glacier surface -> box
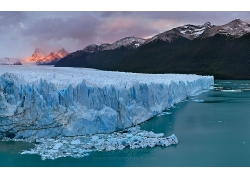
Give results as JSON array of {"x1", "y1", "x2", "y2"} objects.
[{"x1": 0, "y1": 65, "x2": 214, "y2": 139}]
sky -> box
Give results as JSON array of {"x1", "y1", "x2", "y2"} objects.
[{"x1": 0, "y1": 11, "x2": 250, "y2": 59}]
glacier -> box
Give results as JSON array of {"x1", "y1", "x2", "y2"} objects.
[{"x1": 0, "y1": 65, "x2": 214, "y2": 139}]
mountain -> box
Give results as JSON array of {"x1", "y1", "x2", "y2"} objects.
[
  {"x1": 114, "y1": 34, "x2": 250, "y2": 79},
  {"x1": 55, "y1": 37, "x2": 145, "y2": 68},
  {"x1": 200, "y1": 19, "x2": 250, "y2": 38},
  {"x1": 28, "y1": 48, "x2": 68, "y2": 65},
  {"x1": 145, "y1": 22, "x2": 214, "y2": 43},
  {"x1": 145, "y1": 19, "x2": 250, "y2": 44},
  {"x1": 103, "y1": 37, "x2": 145, "y2": 50},
  {"x1": 28, "y1": 48, "x2": 46, "y2": 62},
  {"x1": 55, "y1": 19, "x2": 250, "y2": 80},
  {"x1": 0, "y1": 57, "x2": 22, "y2": 65}
]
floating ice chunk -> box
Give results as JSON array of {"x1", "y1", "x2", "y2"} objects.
[
  {"x1": 192, "y1": 99, "x2": 204, "y2": 102},
  {"x1": 126, "y1": 134, "x2": 133, "y2": 138},
  {"x1": 83, "y1": 143, "x2": 93, "y2": 149},
  {"x1": 71, "y1": 139, "x2": 81, "y2": 145},
  {"x1": 154, "y1": 133, "x2": 164, "y2": 138},
  {"x1": 21, "y1": 150, "x2": 37, "y2": 154},
  {"x1": 53, "y1": 143, "x2": 63, "y2": 150},
  {"x1": 157, "y1": 112, "x2": 172, "y2": 117},
  {"x1": 169, "y1": 134, "x2": 178, "y2": 144},
  {"x1": 20, "y1": 126, "x2": 179, "y2": 160},
  {"x1": 91, "y1": 136, "x2": 99, "y2": 141},
  {"x1": 48, "y1": 149, "x2": 58, "y2": 153},
  {"x1": 221, "y1": 89, "x2": 241, "y2": 92}
]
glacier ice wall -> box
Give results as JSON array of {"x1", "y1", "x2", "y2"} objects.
[{"x1": 0, "y1": 66, "x2": 214, "y2": 139}]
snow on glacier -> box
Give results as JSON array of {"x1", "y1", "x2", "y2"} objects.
[{"x1": 0, "y1": 65, "x2": 214, "y2": 139}]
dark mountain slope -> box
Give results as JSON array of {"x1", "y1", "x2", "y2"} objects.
[
  {"x1": 55, "y1": 46, "x2": 134, "y2": 69},
  {"x1": 55, "y1": 50, "x2": 93, "y2": 67},
  {"x1": 83, "y1": 46, "x2": 134, "y2": 70},
  {"x1": 112, "y1": 34, "x2": 250, "y2": 80}
]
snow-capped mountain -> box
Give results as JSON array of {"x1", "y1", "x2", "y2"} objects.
[
  {"x1": 200, "y1": 19, "x2": 250, "y2": 38},
  {"x1": 102, "y1": 37, "x2": 146, "y2": 50},
  {"x1": 28, "y1": 48, "x2": 68, "y2": 65},
  {"x1": 145, "y1": 19, "x2": 250, "y2": 44},
  {"x1": 145, "y1": 22, "x2": 214, "y2": 44},
  {"x1": 60, "y1": 36, "x2": 145, "y2": 62},
  {"x1": 0, "y1": 57, "x2": 22, "y2": 65},
  {"x1": 81, "y1": 43, "x2": 109, "y2": 53},
  {"x1": 81, "y1": 36, "x2": 145, "y2": 53}
]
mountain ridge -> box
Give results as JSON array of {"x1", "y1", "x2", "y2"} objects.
[
  {"x1": 55, "y1": 19, "x2": 250, "y2": 80},
  {"x1": 28, "y1": 48, "x2": 68, "y2": 65}
]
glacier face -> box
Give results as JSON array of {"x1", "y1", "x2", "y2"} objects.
[{"x1": 0, "y1": 66, "x2": 214, "y2": 139}]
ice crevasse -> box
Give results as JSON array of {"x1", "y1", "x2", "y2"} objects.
[{"x1": 0, "y1": 66, "x2": 214, "y2": 139}]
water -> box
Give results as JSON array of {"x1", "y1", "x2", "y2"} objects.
[{"x1": 1, "y1": 80, "x2": 250, "y2": 167}]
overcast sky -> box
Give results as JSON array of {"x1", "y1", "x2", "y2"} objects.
[{"x1": 0, "y1": 11, "x2": 250, "y2": 59}]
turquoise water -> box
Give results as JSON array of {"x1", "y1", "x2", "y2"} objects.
[{"x1": 0, "y1": 80, "x2": 250, "y2": 167}]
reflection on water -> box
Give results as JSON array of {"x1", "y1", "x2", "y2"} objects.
[{"x1": 0, "y1": 80, "x2": 250, "y2": 167}]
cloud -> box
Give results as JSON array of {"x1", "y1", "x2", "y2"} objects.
[
  {"x1": 22, "y1": 13, "x2": 100, "y2": 41},
  {"x1": 0, "y1": 11, "x2": 28, "y2": 32},
  {"x1": 0, "y1": 11, "x2": 250, "y2": 58},
  {"x1": 100, "y1": 11, "x2": 118, "y2": 18}
]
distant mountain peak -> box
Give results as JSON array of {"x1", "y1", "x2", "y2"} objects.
[
  {"x1": 29, "y1": 48, "x2": 46, "y2": 61},
  {"x1": 57, "y1": 48, "x2": 68, "y2": 58},
  {"x1": 145, "y1": 19, "x2": 250, "y2": 44},
  {"x1": 201, "y1": 19, "x2": 250, "y2": 38},
  {"x1": 28, "y1": 48, "x2": 68, "y2": 65},
  {"x1": 232, "y1": 19, "x2": 244, "y2": 23},
  {"x1": 0, "y1": 57, "x2": 22, "y2": 65},
  {"x1": 202, "y1": 22, "x2": 212, "y2": 28},
  {"x1": 80, "y1": 36, "x2": 145, "y2": 53},
  {"x1": 83, "y1": 44, "x2": 99, "y2": 53},
  {"x1": 103, "y1": 36, "x2": 146, "y2": 50},
  {"x1": 145, "y1": 22, "x2": 214, "y2": 44}
]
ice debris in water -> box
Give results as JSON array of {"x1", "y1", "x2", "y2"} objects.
[
  {"x1": 192, "y1": 99, "x2": 204, "y2": 103},
  {"x1": 220, "y1": 89, "x2": 241, "y2": 92},
  {"x1": 20, "y1": 126, "x2": 178, "y2": 160},
  {"x1": 157, "y1": 112, "x2": 172, "y2": 117}
]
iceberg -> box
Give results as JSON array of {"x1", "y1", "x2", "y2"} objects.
[
  {"x1": 20, "y1": 126, "x2": 178, "y2": 160},
  {"x1": 0, "y1": 65, "x2": 214, "y2": 139}
]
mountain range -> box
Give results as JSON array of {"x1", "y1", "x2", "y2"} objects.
[
  {"x1": 28, "y1": 48, "x2": 68, "y2": 65},
  {"x1": 0, "y1": 57, "x2": 22, "y2": 65},
  {"x1": 55, "y1": 19, "x2": 250, "y2": 79}
]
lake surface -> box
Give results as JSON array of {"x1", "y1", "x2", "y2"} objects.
[{"x1": 1, "y1": 80, "x2": 250, "y2": 167}]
